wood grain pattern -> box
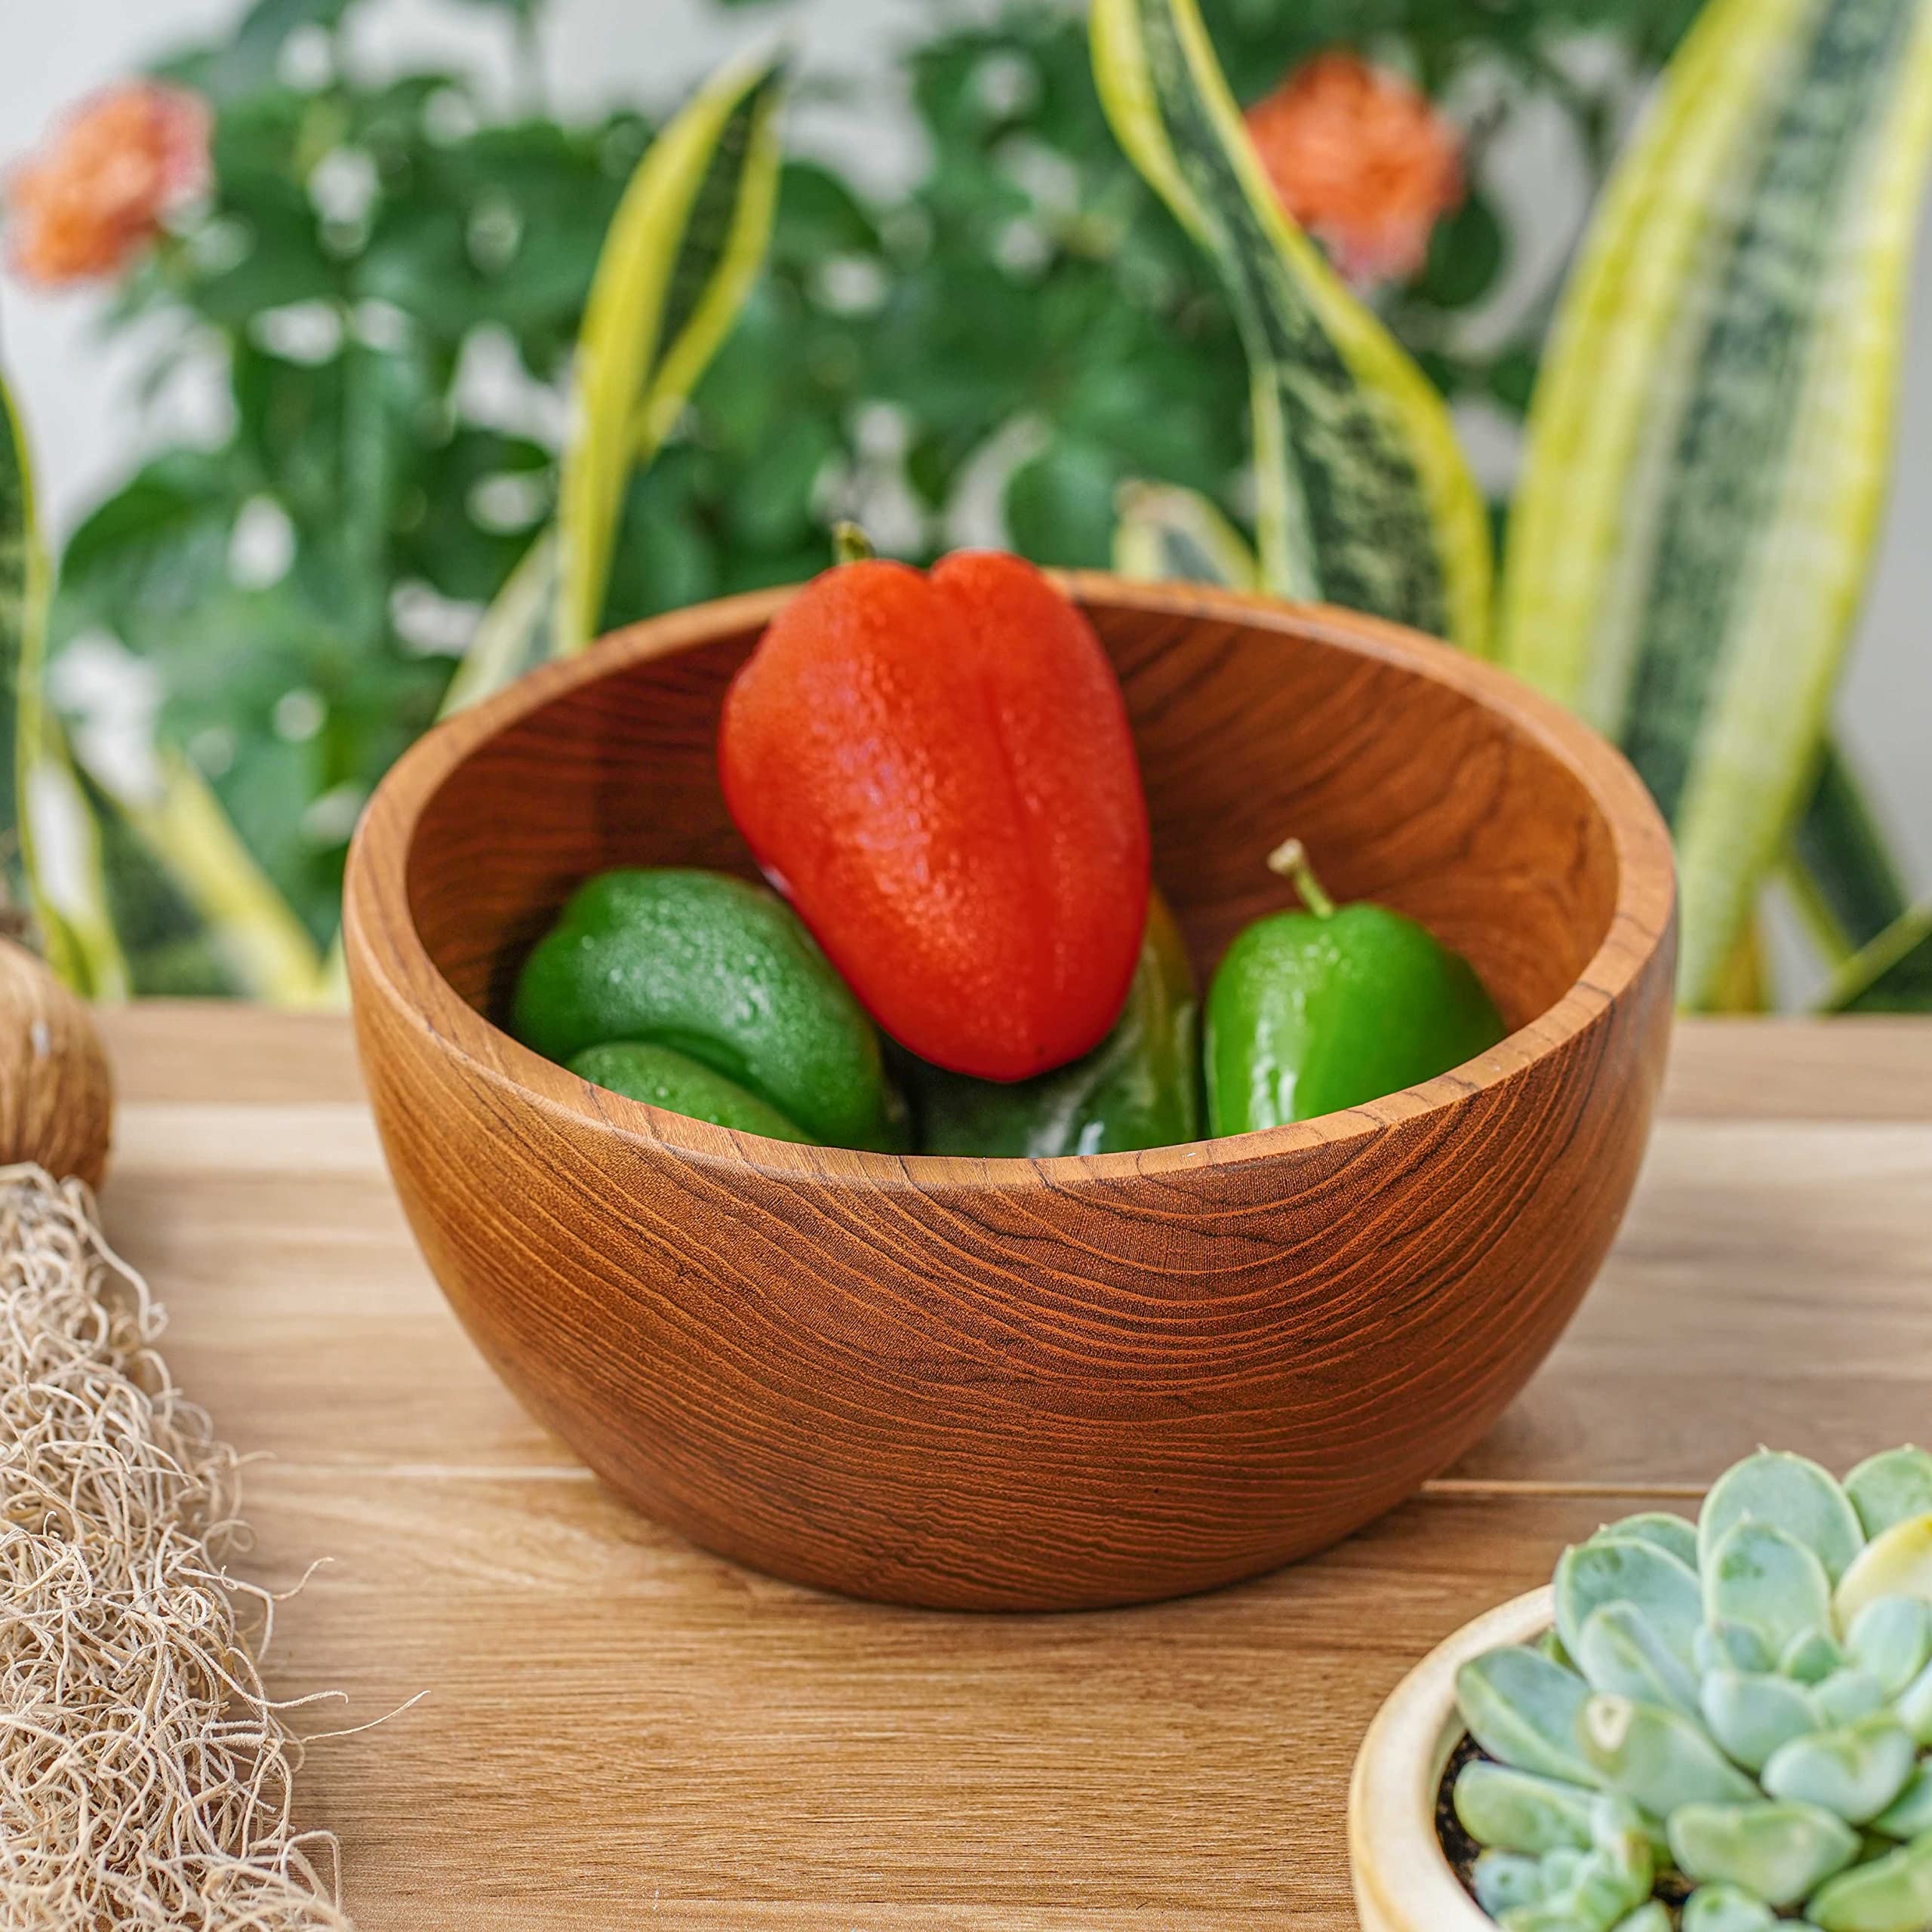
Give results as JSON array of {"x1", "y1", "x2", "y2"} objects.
[
  {"x1": 103, "y1": 1001, "x2": 368, "y2": 1103},
  {"x1": 1660, "y1": 1017, "x2": 1932, "y2": 1120},
  {"x1": 342, "y1": 577, "x2": 1677, "y2": 1611},
  {"x1": 82, "y1": 1008, "x2": 1932, "y2": 1930}
]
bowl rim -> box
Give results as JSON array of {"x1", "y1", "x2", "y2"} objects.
[
  {"x1": 343, "y1": 573, "x2": 1675, "y2": 1189},
  {"x1": 1348, "y1": 1584, "x2": 1550, "y2": 1932}
]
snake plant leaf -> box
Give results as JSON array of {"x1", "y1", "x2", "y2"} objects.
[
  {"x1": 1706, "y1": 918, "x2": 1773, "y2": 1017},
  {"x1": 1822, "y1": 900, "x2": 1932, "y2": 1013},
  {"x1": 1789, "y1": 740, "x2": 1914, "y2": 964},
  {"x1": 1089, "y1": 0, "x2": 1491, "y2": 650},
  {"x1": 1499, "y1": 0, "x2": 1932, "y2": 1009},
  {"x1": 105, "y1": 751, "x2": 325, "y2": 1006},
  {"x1": 556, "y1": 45, "x2": 786, "y2": 652},
  {"x1": 16, "y1": 748, "x2": 131, "y2": 1003},
  {"x1": 441, "y1": 527, "x2": 558, "y2": 715},
  {"x1": 0, "y1": 380, "x2": 30, "y2": 922},
  {"x1": 1111, "y1": 481, "x2": 1258, "y2": 590},
  {"x1": 1847, "y1": 1450, "x2": 1932, "y2": 1541},
  {"x1": 1669, "y1": 1798, "x2": 1860, "y2": 1909},
  {"x1": 33, "y1": 457, "x2": 324, "y2": 1001},
  {"x1": 1700, "y1": 1451, "x2": 1866, "y2": 1586},
  {"x1": 0, "y1": 374, "x2": 128, "y2": 1000}
]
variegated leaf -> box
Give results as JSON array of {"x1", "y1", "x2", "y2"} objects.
[
  {"x1": 104, "y1": 750, "x2": 326, "y2": 1007},
  {"x1": 0, "y1": 383, "x2": 26, "y2": 917},
  {"x1": 1090, "y1": 0, "x2": 1491, "y2": 651},
  {"x1": 556, "y1": 46, "x2": 786, "y2": 652},
  {"x1": 1789, "y1": 737, "x2": 1914, "y2": 961},
  {"x1": 1111, "y1": 481, "x2": 1258, "y2": 590},
  {"x1": 1501, "y1": 0, "x2": 1932, "y2": 1008},
  {"x1": 0, "y1": 374, "x2": 128, "y2": 999},
  {"x1": 1825, "y1": 898, "x2": 1932, "y2": 1011},
  {"x1": 441, "y1": 527, "x2": 558, "y2": 715},
  {"x1": 12, "y1": 385, "x2": 321, "y2": 1002}
]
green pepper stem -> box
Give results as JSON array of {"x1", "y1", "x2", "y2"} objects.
[
  {"x1": 832, "y1": 520, "x2": 877, "y2": 565},
  {"x1": 1267, "y1": 838, "x2": 1337, "y2": 921}
]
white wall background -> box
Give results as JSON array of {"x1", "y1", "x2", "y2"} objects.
[{"x1": 2, "y1": 0, "x2": 1927, "y2": 952}]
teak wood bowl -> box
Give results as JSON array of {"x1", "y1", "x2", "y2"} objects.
[{"x1": 343, "y1": 576, "x2": 1675, "y2": 1612}]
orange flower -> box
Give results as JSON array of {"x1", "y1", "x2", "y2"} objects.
[
  {"x1": 1244, "y1": 51, "x2": 1463, "y2": 288},
  {"x1": 6, "y1": 82, "x2": 211, "y2": 286}
]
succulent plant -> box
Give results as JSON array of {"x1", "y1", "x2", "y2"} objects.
[{"x1": 1454, "y1": 1447, "x2": 1932, "y2": 1932}]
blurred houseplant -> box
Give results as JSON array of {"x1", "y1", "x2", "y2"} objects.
[
  {"x1": 4, "y1": 1, "x2": 790, "y2": 997},
  {"x1": 0, "y1": 0, "x2": 1924, "y2": 1008},
  {"x1": 1096, "y1": 0, "x2": 1932, "y2": 1014}
]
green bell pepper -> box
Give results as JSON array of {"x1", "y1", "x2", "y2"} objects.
[
  {"x1": 512, "y1": 868, "x2": 894, "y2": 1149},
  {"x1": 568, "y1": 1041, "x2": 816, "y2": 1143},
  {"x1": 909, "y1": 891, "x2": 1202, "y2": 1157},
  {"x1": 1204, "y1": 840, "x2": 1507, "y2": 1134}
]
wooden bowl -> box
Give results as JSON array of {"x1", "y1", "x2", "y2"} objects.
[{"x1": 343, "y1": 577, "x2": 1675, "y2": 1612}]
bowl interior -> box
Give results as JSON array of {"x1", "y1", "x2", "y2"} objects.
[{"x1": 404, "y1": 588, "x2": 1621, "y2": 1059}]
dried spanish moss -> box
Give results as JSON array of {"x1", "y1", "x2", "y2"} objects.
[{"x1": 0, "y1": 1164, "x2": 353, "y2": 1929}]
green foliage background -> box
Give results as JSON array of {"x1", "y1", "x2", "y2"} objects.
[{"x1": 51, "y1": 0, "x2": 1703, "y2": 992}]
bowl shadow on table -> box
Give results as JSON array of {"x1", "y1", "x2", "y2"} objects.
[{"x1": 343, "y1": 574, "x2": 1675, "y2": 1614}]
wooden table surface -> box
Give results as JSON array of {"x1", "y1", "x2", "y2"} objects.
[{"x1": 93, "y1": 1007, "x2": 1932, "y2": 1931}]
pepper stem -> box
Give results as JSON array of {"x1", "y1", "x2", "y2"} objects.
[
  {"x1": 832, "y1": 520, "x2": 877, "y2": 565},
  {"x1": 1267, "y1": 837, "x2": 1337, "y2": 921}
]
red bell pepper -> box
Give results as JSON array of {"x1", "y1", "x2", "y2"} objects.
[{"x1": 718, "y1": 550, "x2": 1151, "y2": 1081}]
